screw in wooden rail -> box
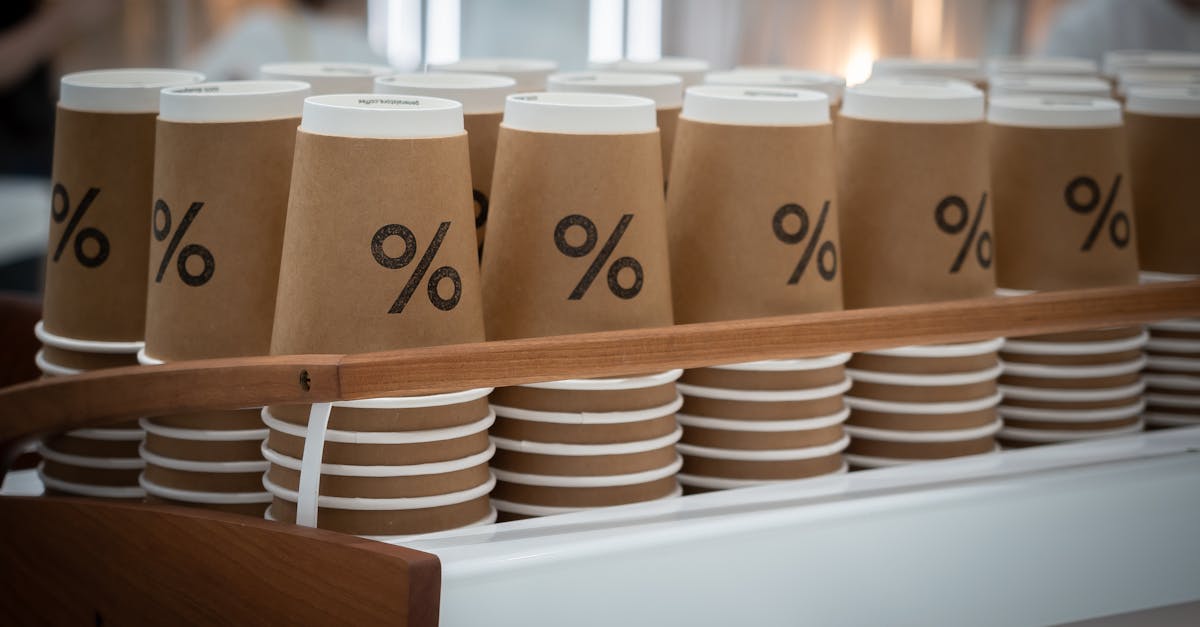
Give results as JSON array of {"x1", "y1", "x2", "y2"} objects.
[{"x1": 298, "y1": 369, "x2": 311, "y2": 392}]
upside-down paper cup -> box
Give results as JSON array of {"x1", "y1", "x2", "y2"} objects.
[
  {"x1": 668, "y1": 86, "x2": 841, "y2": 323},
  {"x1": 988, "y1": 76, "x2": 1111, "y2": 100},
  {"x1": 259, "y1": 62, "x2": 393, "y2": 95},
  {"x1": 43, "y1": 69, "x2": 203, "y2": 345},
  {"x1": 146, "y1": 80, "x2": 308, "y2": 361},
  {"x1": 430, "y1": 58, "x2": 557, "y2": 91},
  {"x1": 480, "y1": 92, "x2": 673, "y2": 340},
  {"x1": 376, "y1": 73, "x2": 515, "y2": 249},
  {"x1": 836, "y1": 78, "x2": 993, "y2": 308}
]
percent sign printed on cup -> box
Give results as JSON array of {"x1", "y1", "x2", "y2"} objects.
[
  {"x1": 50, "y1": 183, "x2": 108, "y2": 268},
  {"x1": 935, "y1": 192, "x2": 992, "y2": 274},
  {"x1": 554, "y1": 214, "x2": 644, "y2": 300},
  {"x1": 772, "y1": 200, "x2": 837, "y2": 284},
  {"x1": 152, "y1": 199, "x2": 214, "y2": 287},
  {"x1": 1065, "y1": 174, "x2": 1129, "y2": 252},
  {"x1": 371, "y1": 221, "x2": 462, "y2": 314}
]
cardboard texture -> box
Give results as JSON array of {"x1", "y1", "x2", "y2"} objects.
[
  {"x1": 147, "y1": 408, "x2": 263, "y2": 431},
  {"x1": 39, "y1": 346, "x2": 139, "y2": 370},
  {"x1": 847, "y1": 378, "x2": 998, "y2": 402},
  {"x1": 270, "y1": 495, "x2": 492, "y2": 536},
  {"x1": 145, "y1": 117, "x2": 299, "y2": 360},
  {"x1": 999, "y1": 372, "x2": 1142, "y2": 389},
  {"x1": 143, "y1": 434, "x2": 265, "y2": 462},
  {"x1": 481, "y1": 128, "x2": 673, "y2": 340},
  {"x1": 679, "y1": 365, "x2": 845, "y2": 390},
  {"x1": 1126, "y1": 113, "x2": 1200, "y2": 274},
  {"x1": 39, "y1": 461, "x2": 141, "y2": 487},
  {"x1": 836, "y1": 117, "x2": 994, "y2": 308},
  {"x1": 991, "y1": 125, "x2": 1139, "y2": 290},
  {"x1": 267, "y1": 463, "x2": 490, "y2": 498},
  {"x1": 680, "y1": 424, "x2": 844, "y2": 450},
  {"x1": 1003, "y1": 394, "x2": 1143, "y2": 410},
  {"x1": 667, "y1": 119, "x2": 843, "y2": 323},
  {"x1": 491, "y1": 476, "x2": 678, "y2": 508},
  {"x1": 42, "y1": 435, "x2": 141, "y2": 458},
  {"x1": 464, "y1": 112, "x2": 503, "y2": 248},
  {"x1": 999, "y1": 349, "x2": 1142, "y2": 365},
  {"x1": 266, "y1": 429, "x2": 489, "y2": 465},
  {"x1": 269, "y1": 398, "x2": 489, "y2": 432},
  {"x1": 1002, "y1": 416, "x2": 1142, "y2": 431},
  {"x1": 488, "y1": 446, "x2": 676, "y2": 476},
  {"x1": 490, "y1": 414, "x2": 678, "y2": 444},
  {"x1": 848, "y1": 406, "x2": 998, "y2": 431},
  {"x1": 43, "y1": 108, "x2": 157, "y2": 342},
  {"x1": 680, "y1": 394, "x2": 844, "y2": 420},
  {"x1": 849, "y1": 351, "x2": 999, "y2": 374},
  {"x1": 142, "y1": 465, "x2": 265, "y2": 492},
  {"x1": 489, "y1": 383, "x2": 677, "y2": 412},
  {"x1": 145, "y1": 496, "x2": 267, "y2": 516},
  {"x1": 271, "y1": 130, "x2": 484, "y2": 356},
  {"x1": 846, "y1": 435, "x2": 995, "y2": 459},
  {"x1": 1011, "y1": 326, "x2": 1143, "y2": 343},
  {"x1": 658, "y1": 107, "x2": 680, "y2": 186},
  {"x1": 681, "y1": 452, "x2": 843, "y2": 480}
]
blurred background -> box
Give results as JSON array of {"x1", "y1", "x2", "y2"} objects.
[{"x1": 2, "y1": 0, "x2": 1199, "y2": 294}]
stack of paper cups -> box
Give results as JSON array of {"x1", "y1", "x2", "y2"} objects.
[
  {"x1": 594, "y1": 57, "x2": 710, "y2": 88},
  {"x1": 547, "y1": 71, "x2": 683, "y2": 186},
  {"x1": 985, "y1": 56, "x2": 1099, "y2": 79},
  {"x1": 1127, "y1": 87, "x2": 1200, "y2": 428},
  {"x1": 37, "y1": 69, "x2": 203, "y2": 498},
  {"x1": 1102, "y1": 50, "x2": 1200, "y2": 81},
  {"x1": 430, "y1": 58, "x2": 557, "y2": 91},
  {"x1": 666, "y1": 86, "x2": 849, "y2": 489},
  {"x1": 988, "y1": 96, "x2": 1146, "y2": 445},
  {"x1": 1115, "y1": 70, "x2": 1200, "y2": 100},
  {"x1": 260, "y1": 62, "x2": 394, "y2": 95},
  {"x1": 376, "y1": 72, "x2": 516, "y2": 250},
  {"x1": 481, "y1": 92, "x2": 678, "y2": 517},
  {"x1": 265, "y1": 94, "x2": 492, "y2": 536},
  {"x1": 138, "y1": 81, "x2": 309, "y2": 514},
  {"x1": 837, "y1": 79, "x2": 1001, "y2": 466},
  {"x1": 704, "y1": 69, "x2": 846, "y2": 110},
  {"x1": 869, "y1": 58, "x2": 986, "y2": 88},
  {"x1": 988, "y1": 76, "x2": 1112, "y2": 100}
]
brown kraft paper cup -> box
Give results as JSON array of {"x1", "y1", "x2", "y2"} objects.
[
  {"x1": 481, "y1": 128, "x2": 672, "y2": 339},
  {"x1": 465, "y1": 111, "x2": 502, "y2": 247},
  {"x1": 489, "y1": 446, "x2": 677, "y2": 477},
  {"x1": 836, "y1": 118, "x2": 994, "y2": 307},
  {"x1": 145, "y1": 117, "x2": 299, "y2": 360},
  {"x1": 39, "y1": 345, "x2": 139, "y2": 370},
  {"x1": 990, "y1": 125, "x2": 1138, "y2": 290},
  {"x1": 490, "y1": 414, "x2": 678, "y2": 445},
  {"x1": 141, "y1": 465, "x2": 265, "y2": 492},
  {"x1": 681, "y1": 424, "x2": 843, "y2": 450},
  {"x1": 143, "y1": 434, "x2": 265, "y2": 462},
  {"x1": 848, "y1": 406, "x2": 998, "y2": 431},
  {"x1": 999, "y1": 349, "x2": 1143, "y2": 366},
  {"x1": 846, "y1": 435, "x2": 996, "y2": 459},
  {"x1": 145, "y1": 496, "x2": 267, "y2": 517},
  {"x1": 1002, "y1": 416, "x2": 1142, "y2": 431},
  {"x1": 1002, "y1": 394, "x2": 1143, "y2": 410},
  {"x1": 848, "y1": 379, "x2": 998, "y2": 403},
  {"x1": 147, "y1": 408, "x2": 265, "y2": 431},
  {"x1": 681, "y1": 394, "x2": 845, "y2": 420},
  {"x1": 41, "y1": 435, "x2": 141, "y2": 459},
  {"x1": 43, "y1": 109, "x2": 158, "y2": 342},
  {"x1": 492, "y1": 476, "x2": 677, "y2": 508},
  {"x1": 267, "y1": 463, "x2": 490, "y2": 498},
  {"x1": 680, "y1": 365, "x2": 845, "y2": 391},
  {"x1": 849, "y1": 351, "x2": 1000, "y2": 374},
  {"x1": 270, "y1": 397, "x2": 490, "y2": 432},
  {"x1": 682, "y1": 452, "x2": 844, "y2": 481},
  {"x1": 1126, "y1": 112, "x2": 1200, "y2": 274},
  {"x1": 1000, "y1": 372, "x2": 1142, "y2": 389},
  {"x1": 489, "y1": 383, "x2": 677, "y2": 412},
  {"x1": 1010, "y1": 326, "x2": 1144, "y2": 343},
  {"x1": 40, "y1": 461, "x2": 141, "y2": 487},
  {"x1": 271, "y1": 495, "x2": 491, "y2": 536},
  {"x1": 266, "y1": 429, "x2": 490, "y2": 466},
  {"x1": 668, "y1": 119, "x2": 842, "y2": 323}
]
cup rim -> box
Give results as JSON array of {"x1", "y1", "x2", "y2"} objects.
[
  {"x1": 489, "y1": 425, "x2": 681, "y2": 456},
  {"x1": 490, "y1": 483, "x2": 682, "y2": 516},
  {"x1": 263, "y1": 473, "x2": 495, "y2": 511},
  {"x1": 677, "y1": 377, "x2": 851, "y2": 402},
  {"x1": 676, "y1": 464, "x2": 848, "y2": 489},
  {"x1": 490, "y1": 394, "x2": 682, "y2": 425},
  {"x1": 261, "y1": 440, "x2": 496, "y2": 477},
  {"x1": 37, "y1": 446, "x2": 144, "y2": 470},
  {"x1": 844, "y1": 392, "x2": 1002, "y2": 415},
  {"x1": 139, "y1": 474, "x2": 271, "y2": 503},
  {"x1": 59, "y1": 68, "x2": 204, "y2": 113},
  {"x1": 674, "y1": 407, "x2": 849, "y2": 432},
  {"x1": 34, "y1": 321, "x2": 143, "y2": 354},
  {"x1": 38, "y1": 469, "x2": 146, "y2": 499},
  {"x1": 998, "y1": 420, "x2": 1144, "y2": 442},
  {"x1": 843, "y1": 418, "x2": 1002, "y2": 443},
  {"x1": 676, "y1": 434, "x2": 849, "y2": 461},
  {"x1": 139, "y1": 443, "x2": 268, "y2": 474},
  {"x1": 998, "y1": 398, "x2": 1146, "y2": 422},
  {"x1": 261, "y1": 407, "x2": 495, "y2": 444},
  {"x1": 490, "y1": 455, "x2": 682, "y2": 488}
]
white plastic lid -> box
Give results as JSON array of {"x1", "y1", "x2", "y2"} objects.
[
  {"x1": 841, "y1": 78, "x2": 984, "y2": 123},
  {"x1": 502, "y1": 92, "x2": 656, "y2": 134},
  {"x1": 989, "y1": 75, "x2": 1112, "y2": 99},
  {"x1": 1117, "y1": 69, "x2": 1200, "y2": 96},
  {"x1": 704, "y1": 69, "x2": 845, "y2": 104},
  {"x1": 159, "y1": 80, "x2": 310, "y2": 123},
  {"x1": 59, "y1": 68, "x2": 205, "y2": 113},
  {"x1": 681, "y1": 85, "x2": 829, "y2": 126},
  {"x1": 259, "y1": 62, "x2": 394, "y2": 95},
  {"x1": 547, "y1": 71, "x2": 683, "y2": 108},
  {"x1": 1103, "y1": 49, "x2": 1200, "y2": 77},
  {"x1": 870, "y1": 57, "x2": 985, "y2": 84},
  {"x1": 374, "y1": 72, "x2": 515, "y2": 114},
  {"x1": 986, "y1": 55, "x2": 1098, "y2": 77},
  {"x1": 602, "y1": 57, "x2": 711, "y2": 87},
  {"x1": 1126, "y1": 86, "x2": 1200, "y2": 117},
  {"x1": 430, "y1": 58, "x2": 558, "y2": 91},
  {"x1": 299, "y1": 94, "x2": 463, "y2": 138},
  {"x1": 988, "y1": 96, "x2": 1122, "y2": 128}
]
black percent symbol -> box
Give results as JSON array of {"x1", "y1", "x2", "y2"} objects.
[
  {"x1": 772, "y1": 201, "x2": 837, "y2": 284},
  {"x1": 935, "y1": 192, "x2": 992, "y2": 274},
  {"x1": 50, "y1": 183, "x2": 108, "y2": 267},
  {"x1": 153, "y1": 199, "x2": 214, "y2": 286},
  {"x1": 1065, "y1": 175, "x2": 1128, "y2": 251},
  {"x1": 371, "y1": 221, "x2": 462, "y2": 314},
  {"x1": 554, "y1": 214, "x2": 643, "y2": 300}
]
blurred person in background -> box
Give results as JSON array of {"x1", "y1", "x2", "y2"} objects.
[
  {"x1": 1041, "y1": 0, "x2": 1200, "y2": 61},
  {"x1": 189, "y1": 0, "x2": 386, "y2": 80}
]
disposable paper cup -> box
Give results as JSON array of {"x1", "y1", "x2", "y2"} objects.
[
  {"x1": 270, "y1": 388, "x2": 492, "y2": 432},
  {"x1": 986, "y1": 55, "x2": 1098, "y2": 78},
  {"x1": 37, "y1": 347, "x2": 138, "y2": 372},
  {"x1": 264, "y1": 473, "x2": 495, "y2": 510},
  {"x1": 681, "y1": 393, "x2": 845, "y2": 421},
  {"x1": 846, "y1": 446, "x2": 999, "y2": 468},
  {"x1": 1144, "y1": 372, "x2": 1200, "y2": 391},
  {"x1": 1002, "y1": 332, "x2": 1149, "y2": 355},
  {"x1": 489, "y1": 409, "x2": 679, "y2": 445},
  {"x1": 681, "y1": 84, "x2": 830, "y2": 125},
  {"x1": 680, "y1": 452, "x2": 846, "y2": 483},
  {"x1": 680, "y1": 422, "x2": 845, "y2": 451},
  {"x1": 988, "y1": 76, "x2": 1111, "y2": 100},
  {"x1": 143, "y1": 433, "x2": 264, "y2": 462},
  {"x1": 430, "y1": 58, "x2": 557, "y2": 91},
  {"x1": 842, "y1": 78, "x2": 984, "y2": 122},
  {"x1": 491, "y1": 484, "x2": 682, "y2": 518},
  {"x1": 142, "y1": 464, "x2": 266, "y2": 493},
  {"x1": 262, "y1": 408, "x2": 494, "y2": 445},
  {"x1": 844, "y1": 393, "x2": 1003, "y2": 415},
  {"x1": 845, "y1": 434, "x2": 998, "y2": 460},
  {"x1": 264, "y1": 505, "x2": 499, "y2": 541},
  {"x1": 988, "y1": 95, "x2": 1121, "y2": 127},
  {"x1": 602, "y1": 57, "x2": 710, "y2": 87},
  {"x1": 998, "y1": 399, "x2": 1146, "y2": 423},
  {"x1": 490, "y1": 426, "x2": 681, "y2": 458},
  {"x1": 491, "y1": 475, "x2": 679, "y2": 509},
  {"x1": 39, "y1": 460, "x2": 142, "y2": 490},
  {"x1": 548, "y1": 72, "x2": 682, "y2": 109},
  {"x1": 1146, "y1": 392, "x2": 1200, "y2": 410},
  {"x1": 675, "y1": 407, "x2": 849, "y2": 433},
  {"x1": 376, "y1": 72, "x2": 515, "y2": 114},
  {"x1": 491, "y1": 455, "x2": 681, "y2": 488},
  {"x1": 59, "y1": 68, "x2": 204, "y2": 113},
  {"x1": 999, "y1": 380, "x2": 1146, "y2": 402},
  {"x1": 1144, "y1": 412, "x2": 1200, "y2": 427},
  {"x1": 38, "y1": 470, "x2": 145, "y2": 499},
  {"x1": 703, "y1": 70, "x2": 845, "y2": 107},
  {"x1": 490, "y1": 394, "x2": 682, "y2": 426},
  {"x1": 37, "y1": 446, "x2": 143, "y2": 470},
  {"x1": 300, "y1": 93, "x2": 463, "y2": 138},
  {"x1": 843, "y1": 419, "x2": 1002, "y2": 443},
  {"x1": 678, "y1": 364, "x2": 845, "y2": 392},
  {"x1": 847, "y1": 364, "x2": 1001, "y2": 386},
  {"x1": 1001, "y1": 356, "x2": 1148, "y2": 378},
  {"x1": 677, "y1": 377, "x2": 851, "y2": 402},
  {"x1": 501, "y1": 91, "x2": 657, "y2": 133},
  {"x1": 141, "y1": 418, "x2": 267, "y2": 442},
  {"x1": 848, "y1": 406, "x2": 998, "y2": 431},
  {"x1": 1145, "y1": 355, "x2": 1200, "y2": 374},
  {"x1": 159, "y1": 80, "x2": 310, "y2": 123},
  {"x1": 34, "y1": 322, "x2": 143, "y2": 356},
  {"x1": 1147, "y1": 336, "x2": 1200, "y2": 354},
  {"x1": 41, "y1": 433, "x2": 141, "y2": 458},
  {"x1": 263, "y1": 441, "x2": 495, "y2": 476},
  {"x1": 676, "y1": 434, "x2": 849, "y2": 461},
  {"x1": 139, "y1": 475, "x2": 271, "y2": 504},
  {"x1": 677, "y1": 463, "x2": 848, "y2": 490},
  {"x1": 139, "y1": 444, "x2": 267, "y2": 473},
  {"x1": 997, "y1": 420, "x2": 1144, "y2": 442},
  {"x1": 1000, "y1": 348, "x2": 1144, "y2": 367},
  {"x1": 846, "y1": 378, "x2": 999, "y2": 404},
  {"x1": 259, "y1": 62, "x2": 393, "y2": 95},
  {"x1": 862, "y1": 338, "x2": 1003, "y2": 358},
  {"x1": 869, "y1": 58, "x2": 985, "y2": 86}
]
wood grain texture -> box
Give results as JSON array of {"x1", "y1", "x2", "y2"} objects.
[
  {"x1": 0, "y1": 496, "x2": 439, "y2": 626},
  {"x1": 2, "y1": 282, "x2": 1198, "y2": 453}
]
